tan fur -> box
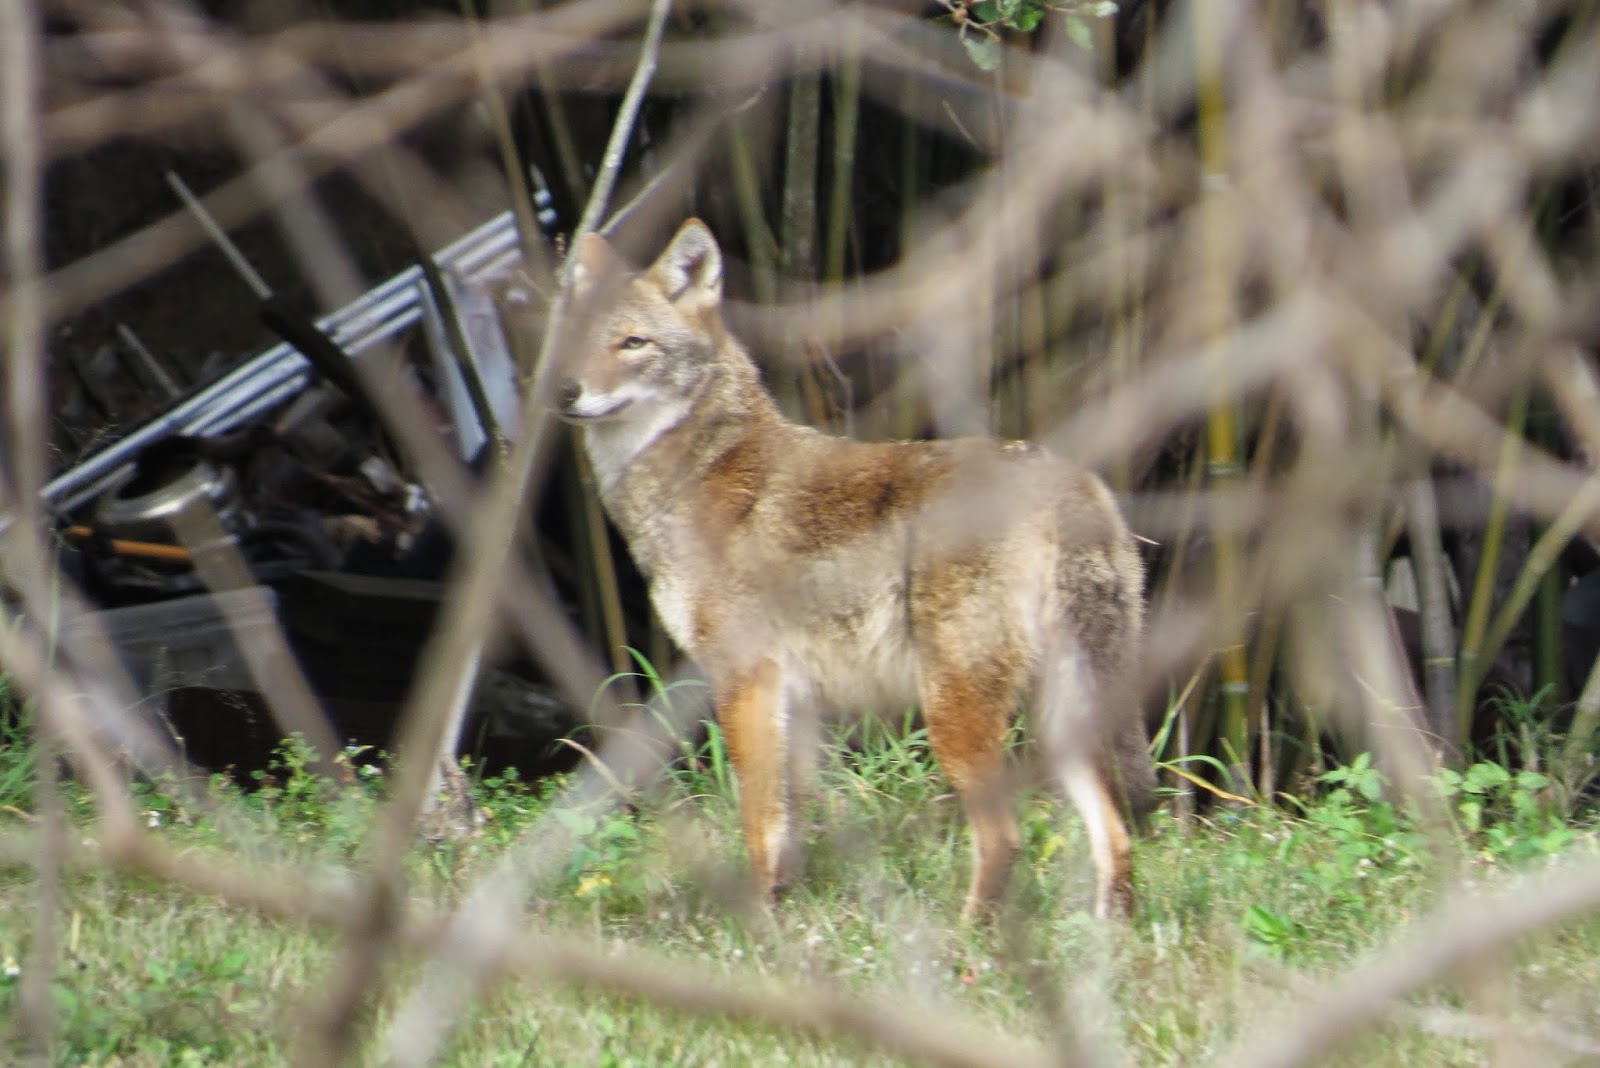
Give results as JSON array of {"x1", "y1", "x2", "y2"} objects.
[{"x1": 556, "y1": 220, "x2": 1154, "y2": 919}]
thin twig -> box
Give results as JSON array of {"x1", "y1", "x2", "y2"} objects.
[
  {"x1": 312, "y1": 0, "x2": 675, "y2": 1059},
  {"x1": 2, "y1": 0, "x2": 45, "y2": 509},
  {"x1": 570, "y1": 0, "x2": 672, "y2": 248},
  {"x1": 16, "y1": 724, "x2": 62, "y2": 1066}
]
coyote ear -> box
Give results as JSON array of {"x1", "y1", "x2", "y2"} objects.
[
  {"x1": 571, "y1": 231, "x2": 624, "y2": 295},
  {"x1": 651, "y1": 219, "x2": 722, "y2": 311}
]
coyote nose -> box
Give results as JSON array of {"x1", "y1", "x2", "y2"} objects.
[{"x1": 556, "y1": 379, "x2": 582, "y2": 411}]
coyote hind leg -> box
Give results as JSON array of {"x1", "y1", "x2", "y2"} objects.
[
  {"x1": 1038, "y1": 650, "x2": 1135, "y2": 919},
  {"x1": 920, "y1": 665, "x2": 1023, "y2": 923},
  {"x1": 1060, "y1": 756, "x2": 1134, "y2": 918}
]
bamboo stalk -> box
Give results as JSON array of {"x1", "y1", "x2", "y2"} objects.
[
  {"x1": 893, "y1": 71, "x2": 923, "y2": 441},
  {"x1": 779, "y1": 72, "x2": 820, "y2": 282},
  {"x1": 1534, "y1": 543, "x2": 1565, "y2": 704},
  {"x1": 1530, "y1": 393, "x2": 1567, "y2": 707},
  {"x1": 1476, "y1": 470, "x2": 1600, "y2": 703},
  {"x1": 1190, "y1": 668, "x2": 1224, "y2": 787},
  {"x1": 1247, "y1": 608, "x2": 1281, "y2": 799},
  {"x1": 1244, "y1": 389, "x2": 1286, "y2": 735},
  {"x1": 823, "y1": 33, "x2": 860, "y2": 289},
  {"x1": 727, "y1": 115, "x2": 779, "y2": 304},
  {"x1": 523, "y1": 0, "x2": 585, "y2": 230},
  {"x1": 471, "y1": 0, "x2": 556, "y2": 316},
  {"x1": 1104, "y1": 191, "x2": 1144, "y2": 487},
  {"x1": 1288, "y1": 599, "x2": 1341, "y2": 782},
  {"x1": 1257, "y1": 694, "x2": 1275, "y2": 802},
  {"x1": 1404, "y1": 465, "x2": 1459, "y2": 757},
  {"x1": 561, "y1": 446, "x2": 603, "y2": 656},
  {"x1": 1558, "y1": 632, "x2": 1600, "y2": 798},
  {"x1": 577, "y1": 450, "x2": 634, "y2": 688},
  {"x1": 1458, "y1": 384, "x2": 1530, "y2": 747},
  {"x1": 779, "y1": 56, "x2": 827, "y2": 424},
  {"x1": 1175, "y1": 684, "x2": 1195, "y2": 827},
  {"x1": 1194, "y1": 0, "x2": 1251, "y2": 793}
]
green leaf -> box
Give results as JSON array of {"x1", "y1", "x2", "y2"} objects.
[
  {"x1": 1013, "y1": 5, "x2": 1045, "y2": 32},
  {"x1": 51, "y1": 983, "x2": 81, "y2": 1017},
  {"x1": 1542, "y1": 827, "x2": 1576, "y2": 852},
  {"x1": 1515, "y1": 770, "x2": 1550, "y2": 791},
  {"x1": 554, "y1": 808, "x2": 595, "y2": 835},
  {"x1": 1063, "y1": 13, "x2": 1094, "y2": 49},
  {"x1": 1243, "y1": 904, "x2": 1295, "y2": 957},
  {"x1": 962, "y1": 34, "x2": 1004, "y2": 70},
  {"x1": 1355, "y1": 771, "x2": 1384, "y2": 803},
  {"x1": 1465, "y1": 762, "x2": 1510, "y2": 792},
  {"x1": 972, "y1": 0, "x2": 1002, "y2": 22}
]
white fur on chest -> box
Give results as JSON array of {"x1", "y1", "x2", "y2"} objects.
[
  {"x1": 648, "y1": 570, "x2": 697, "y2": 652},
  {"x1": 581, "y1": 397, "x2": 690, "y2": 493}
]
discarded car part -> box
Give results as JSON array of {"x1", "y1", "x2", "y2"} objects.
[
  {"x1": 278, "y1": 569, "x2": 445, "y2": 703},
  {"x1": 446, "y1": 268, "x2": 521, "y2": 442},
  {"x1": 465, "y1": 665, "x2": 580, "y2": 780},
  {"x1": 356, "y1": 455, "x2": 402, "y2": 496},
  {"x1": 28, "y1": 199, "x2": 574, "y2": 780},
  {"x1": 167, "y1": 687, "x2": 284, "y2": 773},
  {"x1": 165, "y1": 171, "x2": 273, "y2": 300},
  {"x1": 258, "y1": 294, "x2": 390, "y2": 432},
  {"x1": 419, "y1": 251, "x2": 502, "y2": 457},
  {"x1": 55, "y1": 587, "x2": 292, "y2": 777},
  {"x1": 241, "y1": 518, "x2": 344, "y2": 572},
  {"x1": 115, "y1": 324, "x2": 183, "y2": 399},
  {"x1": 82, "y1": 540, "x2": 332, "y2": 605},
  {"x1": 68, "y1": 345, "x2": 132, "y2": 422},
  {"x1": 94, "y1": 457, "x2": 240, "y2": 543},
  {"x1": 63, "y1": 586, "x2": 280, "y2": 701},
  {"x1": 275, "y1": 405, "x2": 357, "y2": 473},
  {"x1": 62, "y1": 525, "x2": 194, "y2": 566},
  {"x1": 38, "y1": 209, "x2": 526, "y2": 519},
  {"x1": 77, "y1": 450, "x2": 350, "y2": 604}
]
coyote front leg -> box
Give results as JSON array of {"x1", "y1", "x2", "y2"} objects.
[{"x1": 715, "y1": 658, "x2": 795, "y2": 902}]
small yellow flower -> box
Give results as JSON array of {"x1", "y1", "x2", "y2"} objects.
[{"x1": 575, "y1": 873, "x2": 613, "y2": 899}]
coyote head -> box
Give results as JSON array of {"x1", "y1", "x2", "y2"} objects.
[{"x1": 555, "y1": 219, "x2": 727, "y2": 426}]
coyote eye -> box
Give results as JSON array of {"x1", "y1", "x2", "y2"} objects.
[{"x1": 619, "y1": 335, "x2": 649, "y2": 351}]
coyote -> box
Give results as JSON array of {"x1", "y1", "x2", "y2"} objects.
[{"x1": 555, "y1": 220, "x2": 1154, "y2": 919}]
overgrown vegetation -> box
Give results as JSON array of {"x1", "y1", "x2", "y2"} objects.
[{"x1": 4, "y1": 701, "x2": 1599, "y2": 1066}]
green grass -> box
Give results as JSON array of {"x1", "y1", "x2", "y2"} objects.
[{"x1": 3, "y1": 718, "x2": 1600, "y2": 1067}]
